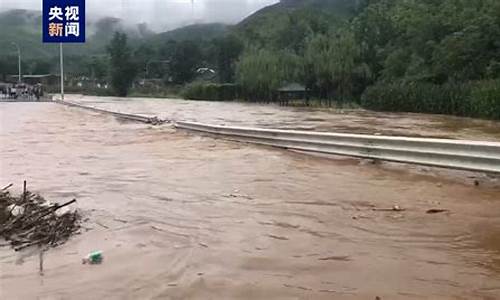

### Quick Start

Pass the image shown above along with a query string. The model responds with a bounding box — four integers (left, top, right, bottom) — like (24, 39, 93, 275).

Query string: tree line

(2, 0, 499, 119)
(232, 0, 500, 119)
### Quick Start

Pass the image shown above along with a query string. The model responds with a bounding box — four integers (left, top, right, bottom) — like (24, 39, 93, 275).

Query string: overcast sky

(0, 0, 278, 30)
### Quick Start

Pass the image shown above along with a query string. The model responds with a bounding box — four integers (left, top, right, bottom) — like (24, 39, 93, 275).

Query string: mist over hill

(0, 0, 278, 31)
(0, 9, 228, 59)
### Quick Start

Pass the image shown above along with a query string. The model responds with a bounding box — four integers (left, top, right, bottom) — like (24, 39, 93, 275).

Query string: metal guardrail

(53, 100, 500, 173)
(175, 121, 500, 174)
(54, 100, 166, 125)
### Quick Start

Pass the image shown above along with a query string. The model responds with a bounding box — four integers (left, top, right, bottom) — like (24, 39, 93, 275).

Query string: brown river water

(1, 100, 500, 299)
(68, 95, 500, 141)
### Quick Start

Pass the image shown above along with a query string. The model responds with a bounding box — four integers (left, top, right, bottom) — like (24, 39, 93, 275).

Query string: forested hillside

(2, 1, 499, 119)
(230, 0, 500, 119)
(0, 9, 226, 78)
(0, 10, 54, 58)
(150, 23, 228, 44)
(0, 10, 152, 58)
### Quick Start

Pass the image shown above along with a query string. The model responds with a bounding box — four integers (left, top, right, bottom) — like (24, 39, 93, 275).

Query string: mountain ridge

(0, 9, 228, 59)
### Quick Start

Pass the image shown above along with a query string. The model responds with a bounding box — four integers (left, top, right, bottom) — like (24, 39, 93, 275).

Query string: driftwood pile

(0, 182, 81, 251)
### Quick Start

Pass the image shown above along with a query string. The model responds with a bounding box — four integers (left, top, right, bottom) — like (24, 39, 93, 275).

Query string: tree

(85, 56, 108, 81)
(236, 48, 281, 101)
(0, 56, 18, 80)
(170, 41, 202, 84)
(159, 39, 177, 61)
(134, 44, 156, 79)
(214, 35, 243, 83)
(31, 60, 52, 75)
(352, 0, 397, 81)
(106, 32, 138, 97)
(236, 48, 304, 101)
(305, 28, 368, 101)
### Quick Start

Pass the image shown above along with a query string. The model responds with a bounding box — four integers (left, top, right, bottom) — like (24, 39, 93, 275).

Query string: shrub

(182, 82, 240, 101)
(361, 80, 500, 120)
(469, 80, 500, 120)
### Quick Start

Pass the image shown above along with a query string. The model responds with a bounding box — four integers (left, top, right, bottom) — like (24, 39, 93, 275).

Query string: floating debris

(267, 234, 289, 241)
(426, 209, 449, 214)
(372, 205, 406, 212)
(148, 116, 168, 125)
(82, 250, 103, 265)
(318, 255, 351, 261)
(0, 182, 81, 251)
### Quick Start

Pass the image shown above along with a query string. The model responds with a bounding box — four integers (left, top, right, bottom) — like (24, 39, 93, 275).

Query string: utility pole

(60, 43, 64, 100)
(11, 42, 21, 84)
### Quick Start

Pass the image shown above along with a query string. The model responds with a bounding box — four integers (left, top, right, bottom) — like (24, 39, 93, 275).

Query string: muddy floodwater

(68, 95, 500, 141)
(1, 102, 500, 299)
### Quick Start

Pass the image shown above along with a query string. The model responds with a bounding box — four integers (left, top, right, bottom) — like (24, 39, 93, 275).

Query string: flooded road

(68, 95, 500, 141)
(1, 102, 500, 299)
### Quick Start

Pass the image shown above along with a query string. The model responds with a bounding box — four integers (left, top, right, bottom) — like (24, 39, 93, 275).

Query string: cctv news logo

(43, 0, 86, 43)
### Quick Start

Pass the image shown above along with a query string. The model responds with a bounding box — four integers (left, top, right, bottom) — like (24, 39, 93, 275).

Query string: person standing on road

(34, 85, 41, 101)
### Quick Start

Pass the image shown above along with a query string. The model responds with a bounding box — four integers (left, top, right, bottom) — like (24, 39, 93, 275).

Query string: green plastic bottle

(83, 251, 103, 264)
